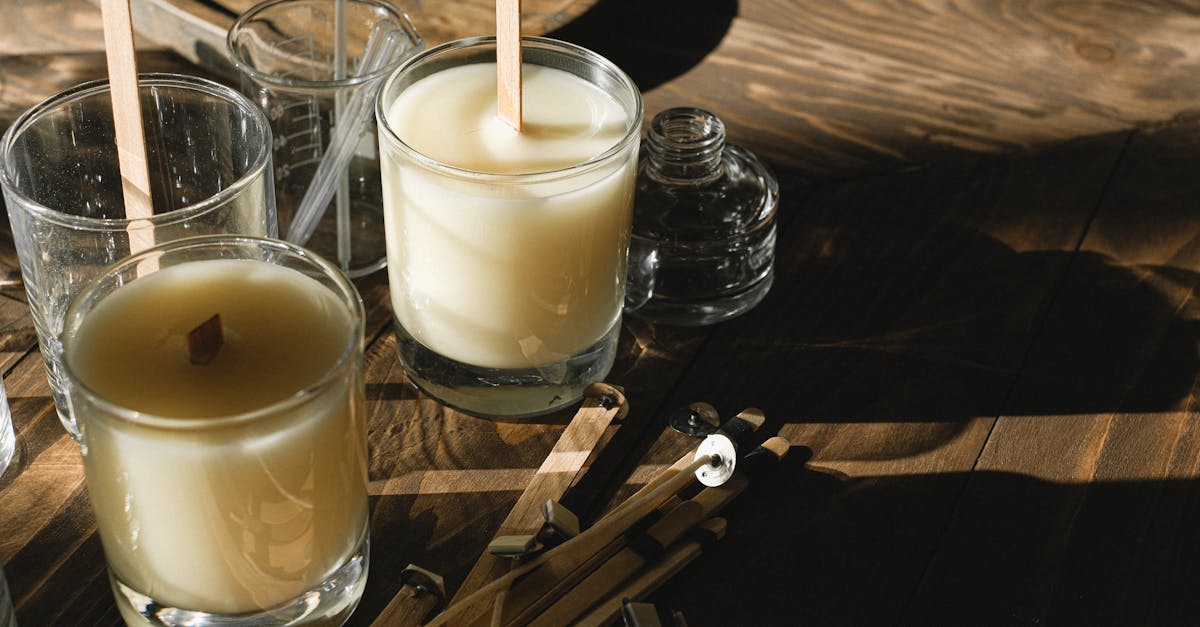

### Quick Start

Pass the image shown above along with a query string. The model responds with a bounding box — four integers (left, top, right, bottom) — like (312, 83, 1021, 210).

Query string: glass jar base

(394, 318, 620, 419)
(111, 533, 369, 626)
(628, 270, 774, 327)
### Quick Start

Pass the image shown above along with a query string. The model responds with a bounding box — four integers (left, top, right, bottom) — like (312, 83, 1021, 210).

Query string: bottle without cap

(625, 107, 779, 326)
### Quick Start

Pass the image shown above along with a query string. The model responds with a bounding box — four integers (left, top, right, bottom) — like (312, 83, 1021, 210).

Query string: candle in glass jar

(65, 258, 367, 614)
(381, 62, 636, 370)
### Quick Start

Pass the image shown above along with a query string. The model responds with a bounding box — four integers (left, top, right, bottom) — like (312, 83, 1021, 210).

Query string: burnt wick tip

(188, 313, 223, 366)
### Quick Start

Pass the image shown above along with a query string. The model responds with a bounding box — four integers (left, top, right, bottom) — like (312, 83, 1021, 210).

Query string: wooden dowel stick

(430, 409, 756, 625)
(526, 500, 706, 627)
(496, 0, 522, 131)
(502, 498, 689, 627)
(100, 0, 155, 255)
(608, 408, 765, 520)
(519, 436, 790, 627)
(574, 519, 728, 627)
(448, 383, 626, 605)
(374, 566, 445, 627)
(428, 456, 714, 626)
(482, 459, 712, 627)
(376, 583, 442, 627)
(530, 434, 792, 624)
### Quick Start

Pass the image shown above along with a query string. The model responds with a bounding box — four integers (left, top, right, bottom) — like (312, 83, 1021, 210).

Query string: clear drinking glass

(60, 235, 369, 626)
(0, 74, 276, 439)
(228, 0, 423, 277)
(376, 36, 643, 418)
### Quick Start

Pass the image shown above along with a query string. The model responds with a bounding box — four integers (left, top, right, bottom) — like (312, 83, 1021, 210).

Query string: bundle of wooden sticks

(373, 383, 790, 626)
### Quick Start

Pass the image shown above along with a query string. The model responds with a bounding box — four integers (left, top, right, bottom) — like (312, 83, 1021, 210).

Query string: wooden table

(6, 0, 1200, 624)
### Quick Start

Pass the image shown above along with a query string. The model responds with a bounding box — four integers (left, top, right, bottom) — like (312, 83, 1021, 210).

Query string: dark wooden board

(906, 116, 1200, 626)
(10, 1, 1200, 624)
(631, 131, 1129, 625)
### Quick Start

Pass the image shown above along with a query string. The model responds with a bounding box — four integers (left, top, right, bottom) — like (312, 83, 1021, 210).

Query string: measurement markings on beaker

(268, 36, 328, 178)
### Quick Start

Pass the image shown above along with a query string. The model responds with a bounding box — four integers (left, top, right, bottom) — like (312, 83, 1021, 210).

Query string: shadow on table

(354, 127, 1200, 623)
(546, 0, 738, 92)
(651, 454, 1200, 626)
(608, 129, 1200, 463)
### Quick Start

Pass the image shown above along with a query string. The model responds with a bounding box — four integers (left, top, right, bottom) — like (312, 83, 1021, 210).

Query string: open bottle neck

(644, 107, 726, 185)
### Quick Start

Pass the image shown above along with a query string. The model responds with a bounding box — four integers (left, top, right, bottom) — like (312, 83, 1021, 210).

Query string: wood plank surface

(621, 131, 1130, 625)
(6, 1, 1200, 625)
(126, 0, 601, 73)
(1, 0, 108, 55)
(906, 115, 1200, 626)
(635, 0, 1200, 177)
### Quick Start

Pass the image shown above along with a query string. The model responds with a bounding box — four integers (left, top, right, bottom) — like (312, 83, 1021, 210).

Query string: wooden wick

(428, 424, 774, 626)
(373, 564, 446, 626)
(496, 0, 522, 131)
(528, 436, 790, 626)
(609, 408, 766, 520)
(501, 498, 689, 627)
(373, 384, 624, 627)
(100, 0, 156, 255)
(574, 518, 728, 627)
(448, 383, 627, 604)
(188, 314, 223, 365)
(527, 499, 705, 627)
(427, 455, 713, 626)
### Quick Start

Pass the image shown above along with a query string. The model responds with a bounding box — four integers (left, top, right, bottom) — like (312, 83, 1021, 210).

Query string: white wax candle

(381, 63, 636, 369)
(65, 259, 367, 614)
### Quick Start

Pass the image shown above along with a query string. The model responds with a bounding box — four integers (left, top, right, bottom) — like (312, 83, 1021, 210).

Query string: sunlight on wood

(369, 462, 676, 497)
(371, 468, 537, 496)
(0, 435, 86, 562)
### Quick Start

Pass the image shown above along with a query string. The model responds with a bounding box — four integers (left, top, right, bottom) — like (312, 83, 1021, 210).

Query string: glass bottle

(625, 107, 779, 326)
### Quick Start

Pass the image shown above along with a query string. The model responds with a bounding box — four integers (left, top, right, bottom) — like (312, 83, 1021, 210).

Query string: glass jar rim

(375, 35, 643, 184)
(59, 235, 365, 431)
(0, 73, 273, 232)
(226, 0, 423, 90)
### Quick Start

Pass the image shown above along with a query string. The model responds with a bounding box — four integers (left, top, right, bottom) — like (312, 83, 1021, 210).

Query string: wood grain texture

(449, 385, 624, 604)
(628, 132, 1129, 625)
(9, 1, 1200, 625)
(496, 0, 523, 131)
(100, 0, 155, 227)
(906, 116, 1200, 626)
(0, 50, 196, 123)
(641, 0, 1200, 177)
(126, 0, 599, 72)
(0, 0, 108, 54)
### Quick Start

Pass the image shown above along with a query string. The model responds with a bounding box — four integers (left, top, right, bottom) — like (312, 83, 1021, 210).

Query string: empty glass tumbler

(0, 74, 276, 438)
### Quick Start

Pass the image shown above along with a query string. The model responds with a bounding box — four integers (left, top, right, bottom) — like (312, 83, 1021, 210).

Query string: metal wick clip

(487, 499, 582, 559)
(622, 599, 688, 627)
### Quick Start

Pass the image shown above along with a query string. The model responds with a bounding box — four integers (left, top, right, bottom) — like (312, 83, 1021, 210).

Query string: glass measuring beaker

(228, 0, 423, 277)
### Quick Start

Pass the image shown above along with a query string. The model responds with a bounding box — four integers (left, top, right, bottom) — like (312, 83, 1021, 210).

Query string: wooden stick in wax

(496, 0, 522, 131)
(100, 0, 156, 254)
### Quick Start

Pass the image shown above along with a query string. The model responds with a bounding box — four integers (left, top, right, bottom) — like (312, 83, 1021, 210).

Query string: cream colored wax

(381, 63, 636, 369)
(65, 259, 367, 614)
